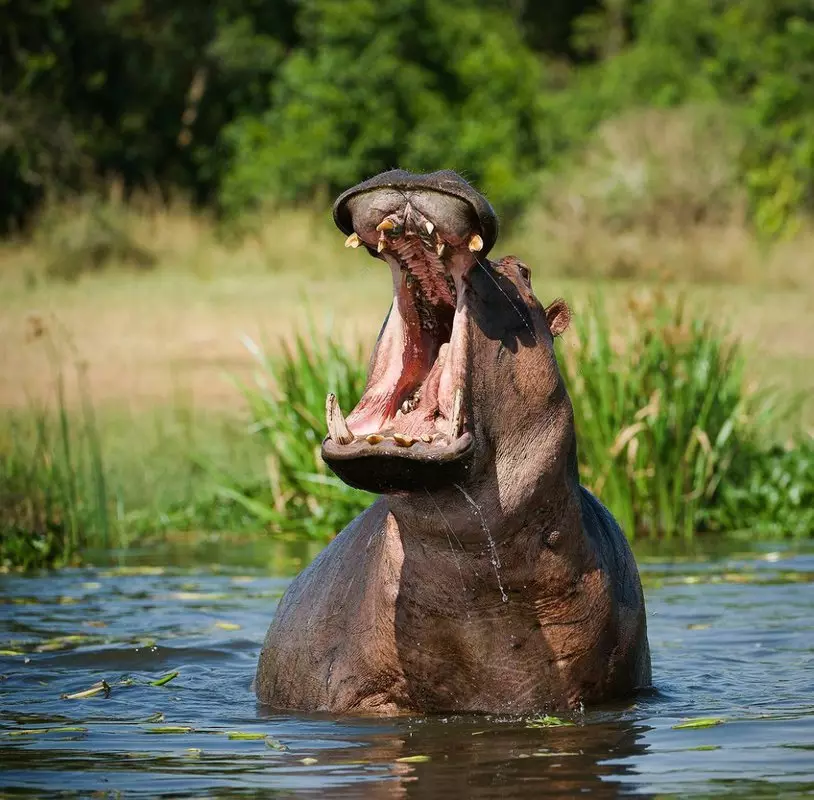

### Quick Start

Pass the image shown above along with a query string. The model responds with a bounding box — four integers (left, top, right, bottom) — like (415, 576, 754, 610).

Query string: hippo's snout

(332, 169, 498, 259)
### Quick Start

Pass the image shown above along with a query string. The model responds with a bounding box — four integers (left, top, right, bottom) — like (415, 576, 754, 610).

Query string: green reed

(560, 295, 794, 540)
(218, 323, 374, 540)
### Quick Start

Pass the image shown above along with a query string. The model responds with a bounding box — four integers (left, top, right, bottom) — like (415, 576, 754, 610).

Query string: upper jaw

(321, 183, 487, 492)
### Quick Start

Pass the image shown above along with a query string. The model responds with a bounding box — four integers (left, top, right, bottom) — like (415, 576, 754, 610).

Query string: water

(1, 544, 813, 798)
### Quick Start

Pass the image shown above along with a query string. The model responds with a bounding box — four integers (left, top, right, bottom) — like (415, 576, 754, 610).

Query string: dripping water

(454, 483, 508, 603)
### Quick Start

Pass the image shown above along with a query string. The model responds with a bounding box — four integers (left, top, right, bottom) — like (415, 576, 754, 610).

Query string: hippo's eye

(518, 265, 531, 283)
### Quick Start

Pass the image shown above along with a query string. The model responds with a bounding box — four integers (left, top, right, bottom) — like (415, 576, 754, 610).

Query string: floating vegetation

(144, 725, 194, 734)
(215, 621, 241, 631)
(266, 737, 288, 751)
(61, 679, 110, 700)
(4, 726, 88, 737)
(227, 731, 268, 740)
(150, 671, 179, 687)
(395, 755, 431, 763)
(299, 757, 319, 765)
(672, 718, 725, 730)
(526, 715, 575, 728)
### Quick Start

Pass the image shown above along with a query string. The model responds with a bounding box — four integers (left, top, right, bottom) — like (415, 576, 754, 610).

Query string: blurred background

(1, 0, 813, 569)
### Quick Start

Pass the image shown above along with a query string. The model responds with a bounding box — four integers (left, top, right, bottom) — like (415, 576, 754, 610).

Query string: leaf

(61, 679, 110, 700)
(266, 737, 289, 751)
(150, 671, 179, 687)
(395, 755, 431, 763)
(215, 621, 241, 631)
(227, 731, 267, 740)
(5, 726, 87, 737)
(144, 725, 194, 734)
(672, 717, 725, 730)
(526, 714, 574, 728)
(299, 757, 319, 765)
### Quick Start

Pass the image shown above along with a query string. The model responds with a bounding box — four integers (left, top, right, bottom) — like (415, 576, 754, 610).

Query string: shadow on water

(1, 542, 813, 798)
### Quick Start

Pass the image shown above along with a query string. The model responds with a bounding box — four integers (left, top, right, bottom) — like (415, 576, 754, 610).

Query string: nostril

(332, 169, 499, 257)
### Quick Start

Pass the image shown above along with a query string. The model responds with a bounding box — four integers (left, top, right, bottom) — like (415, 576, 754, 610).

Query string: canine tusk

(344, 232, 361, 248)
(436, 241, 446, 257)
(325, 393, 354, 444)
(377, 235, 387, 253)
(376, 218, 397, 232)
(425, 221, 435, 235)
(468, 234, 483, 253)
(450, 388, 463, 439)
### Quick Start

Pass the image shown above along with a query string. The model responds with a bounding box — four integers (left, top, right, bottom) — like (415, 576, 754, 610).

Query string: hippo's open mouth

(321, 171, 498, 493)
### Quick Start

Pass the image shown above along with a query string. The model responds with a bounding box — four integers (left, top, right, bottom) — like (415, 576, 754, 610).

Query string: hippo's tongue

(328, 203, 479, 450)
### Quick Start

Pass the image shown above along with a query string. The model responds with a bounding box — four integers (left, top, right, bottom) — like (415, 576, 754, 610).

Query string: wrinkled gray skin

(256, 171, 651, 714)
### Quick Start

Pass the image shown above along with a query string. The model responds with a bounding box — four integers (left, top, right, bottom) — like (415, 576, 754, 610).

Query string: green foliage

(563, 0, 814, 235)
(0, 0, 299, 231)
(221, 0, 545, 219)
(711, 438, 814, 538)
(5, 0, 814, 236)
(219, 326, 374, 539)
(560, 295, 789, 539)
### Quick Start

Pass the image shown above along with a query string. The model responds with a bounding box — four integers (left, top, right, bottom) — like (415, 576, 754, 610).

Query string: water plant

(218, 323, 374, 540)
(560, 293, 789, 540)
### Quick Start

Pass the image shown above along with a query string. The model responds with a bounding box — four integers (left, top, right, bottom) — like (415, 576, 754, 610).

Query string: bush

(221, 0, 545, 220)
(710, 437, 814, 538)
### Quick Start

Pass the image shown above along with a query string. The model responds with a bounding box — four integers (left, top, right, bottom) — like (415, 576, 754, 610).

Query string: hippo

(255, 170, 651, 714)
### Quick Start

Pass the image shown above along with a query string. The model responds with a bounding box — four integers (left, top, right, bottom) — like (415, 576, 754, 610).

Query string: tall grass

(561, 294, 790, 539)
(221, 296, 811, 542)
(2, 296, 810, 570)
(0, 321, 111, 568)
(216, 325, 374, 539)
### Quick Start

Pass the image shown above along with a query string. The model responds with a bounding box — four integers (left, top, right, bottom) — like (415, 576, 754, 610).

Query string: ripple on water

(0, 551, 812, 798)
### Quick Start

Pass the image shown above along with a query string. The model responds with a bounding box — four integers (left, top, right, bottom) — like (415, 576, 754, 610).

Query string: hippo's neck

(384, 475, 591, 598)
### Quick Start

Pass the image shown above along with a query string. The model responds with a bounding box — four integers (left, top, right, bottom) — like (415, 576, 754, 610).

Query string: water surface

(1, 544, 813, 797)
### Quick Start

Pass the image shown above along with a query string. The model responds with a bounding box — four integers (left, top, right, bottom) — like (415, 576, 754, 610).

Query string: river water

(1, 543, 812, 798)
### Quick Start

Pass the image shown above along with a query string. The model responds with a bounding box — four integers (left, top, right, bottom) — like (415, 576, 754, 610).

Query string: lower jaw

(321, 432, 475, 493)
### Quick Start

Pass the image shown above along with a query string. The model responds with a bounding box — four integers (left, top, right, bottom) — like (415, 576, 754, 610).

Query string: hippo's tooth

(325, 392, 354, 445)
(425, 221, 435, 235)
(393, 433, 416, 447)
(450, 388, 463, 439)
(377, 235, 387, 253)
(344, 232, 361, 248)
(468, 234, 484, 253)
(376, 218, 397, 232)
(365, 434, 384, 445)
(436, 242, 446, 257)
(420, 433, 432, 443)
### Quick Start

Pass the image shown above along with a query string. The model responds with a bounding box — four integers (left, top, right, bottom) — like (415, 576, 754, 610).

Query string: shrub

(220, 0, 545, 220)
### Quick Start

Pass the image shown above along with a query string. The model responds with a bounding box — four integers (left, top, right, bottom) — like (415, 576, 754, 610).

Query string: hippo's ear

(544, 299, 571, 338)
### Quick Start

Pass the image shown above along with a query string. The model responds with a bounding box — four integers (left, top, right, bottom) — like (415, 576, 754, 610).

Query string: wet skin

(256, 169, 651, 714)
